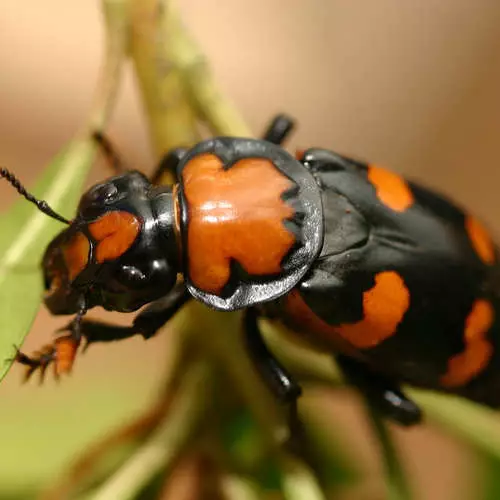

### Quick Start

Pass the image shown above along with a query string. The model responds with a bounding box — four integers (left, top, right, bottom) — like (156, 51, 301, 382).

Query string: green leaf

(0, 138, 96, 381)
(478, 453, 500, 500)
(0, 374, 158, 496)
(411, 390, 500, 459)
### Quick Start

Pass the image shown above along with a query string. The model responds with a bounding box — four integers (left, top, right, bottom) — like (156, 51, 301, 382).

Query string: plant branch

(364, 403, 412, 500)
(185, 302, 290, 449)
(89, 358, 211, 500)
(219, 474, 262, 500)
(165, 2, 252, 137)
(40, 325, 190, 500)
(280, 454, 327, 500)
(86, 0, 130, 135)
(129, 0, 201, 158)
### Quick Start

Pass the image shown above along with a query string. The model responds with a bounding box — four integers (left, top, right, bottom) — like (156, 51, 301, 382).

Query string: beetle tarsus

(262, 114, 296, 146)
(15, 336, 79, 383)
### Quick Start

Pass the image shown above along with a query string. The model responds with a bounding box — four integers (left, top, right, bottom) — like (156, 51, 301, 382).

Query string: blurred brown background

(1, 1, 500, 498)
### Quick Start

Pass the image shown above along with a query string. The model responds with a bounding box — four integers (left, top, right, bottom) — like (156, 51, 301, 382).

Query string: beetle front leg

(67, 283, 191, 346)
(335, 354, 422, 426)
(16, 284, 191, 382)
(244, 308, 303, 428)
(15, 305, 87, 382)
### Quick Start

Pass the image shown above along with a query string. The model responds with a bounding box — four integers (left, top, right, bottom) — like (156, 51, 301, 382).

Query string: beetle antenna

(0, 167, 70, 224)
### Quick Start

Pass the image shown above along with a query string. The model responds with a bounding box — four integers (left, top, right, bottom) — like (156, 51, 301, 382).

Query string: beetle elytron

(4, 115, 500, 426)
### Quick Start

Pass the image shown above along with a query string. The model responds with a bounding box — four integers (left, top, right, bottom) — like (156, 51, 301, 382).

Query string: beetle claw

(14, 335, 79, 383)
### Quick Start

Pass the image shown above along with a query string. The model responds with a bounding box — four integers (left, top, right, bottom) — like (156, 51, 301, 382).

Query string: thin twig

(219, 474, 262, 500)
(165, 1, 252, 137)
(280, 454, 327, 500)
(86, 0, 130, 135)
(129, 0, 200, 159)
(89, 358, 212, 500)
(364, 403, 413, 500)
(40, 399, 170, 500)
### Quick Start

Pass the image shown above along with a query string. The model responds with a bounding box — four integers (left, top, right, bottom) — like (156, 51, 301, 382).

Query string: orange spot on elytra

(465, 216, 495, 265)
(336, 271, 410, 348)
(441, 299, 494, 388)
(89, 211, 141, 263)
(62, 232, 90, 280)
(286, 271, 409, 352)
(182, 153, 295, 295)
(285, 290, 361, 358)
(367, 165, 414, 212)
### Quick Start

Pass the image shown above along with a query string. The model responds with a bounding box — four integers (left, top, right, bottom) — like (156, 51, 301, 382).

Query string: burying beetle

(3, 115, 500, 426)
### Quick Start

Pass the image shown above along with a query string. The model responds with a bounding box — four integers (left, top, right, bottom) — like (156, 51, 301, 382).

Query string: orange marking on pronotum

(286, 271, 409, 351)
(88, 211, 141, 263)
(182, 153, 296, 295)
(367, 164, 414, 212)
(465, 215, 496, 265)
(62, 232, 90, 280)
(441, 299, 494, 388)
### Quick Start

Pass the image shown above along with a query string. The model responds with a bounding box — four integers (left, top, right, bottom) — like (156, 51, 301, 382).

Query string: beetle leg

(16, 284, 190, 382)
(151, 148, 188, 185)
(335, 354, 422, 426)
(15, 322, 83, 382)
(262, 114, 296, 146)
(244, 308, 303, 431)
(92, 132, 127, 174)
(62, 283, 190, 348)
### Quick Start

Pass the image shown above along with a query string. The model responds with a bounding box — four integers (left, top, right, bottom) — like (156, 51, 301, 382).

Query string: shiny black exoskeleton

(8, 115, 500, 427)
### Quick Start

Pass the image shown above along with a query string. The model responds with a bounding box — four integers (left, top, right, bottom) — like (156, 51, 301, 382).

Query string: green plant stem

(40, 326, 190, 500)
(365, 403, 412, 500)
(411, 391, 500, 459)
(186, 302, 290, 449)
(165, 2, 252, 137)
(90, 358, 211, 500)
(280, 455, 326, 500)
(129, 0, 201, 157)
(86, 0, 130, 135)
(0, 0, 129, 382)
(219, 474, 262, 500)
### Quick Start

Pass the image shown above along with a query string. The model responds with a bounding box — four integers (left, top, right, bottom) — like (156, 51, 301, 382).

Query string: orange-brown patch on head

(284, 271, 409, 354)
(465, 215, 495, 265)
(182, 153, 296, 295)
(440, 299, 494, 388)
(62, 232, 90, 280)
(367, 165, 414, 212)
(88, 211, 141, 264)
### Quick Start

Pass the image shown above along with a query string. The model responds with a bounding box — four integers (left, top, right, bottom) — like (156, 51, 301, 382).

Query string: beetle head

(42, 171, 179, 314)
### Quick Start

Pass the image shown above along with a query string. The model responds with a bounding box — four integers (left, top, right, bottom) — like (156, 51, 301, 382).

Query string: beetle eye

(87, 183, 118, 204)
(115, 265, 147, 287)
